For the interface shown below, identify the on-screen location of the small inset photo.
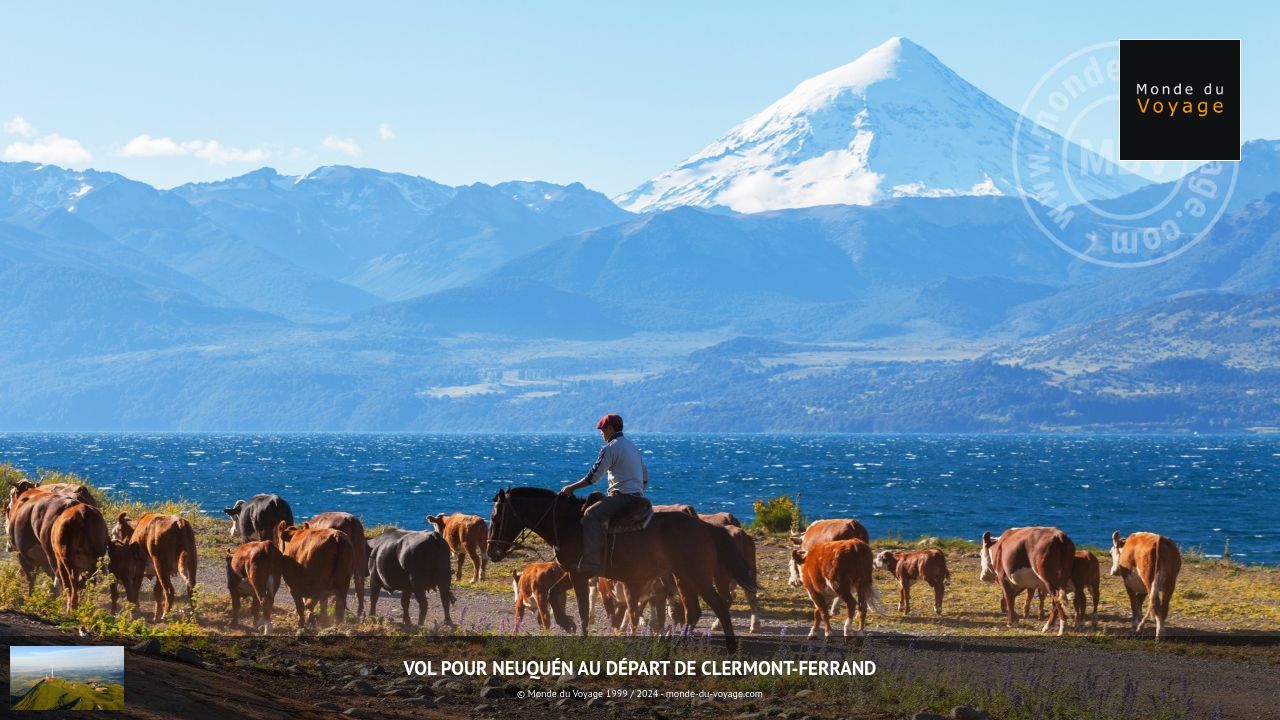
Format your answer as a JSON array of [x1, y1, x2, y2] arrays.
[[9, 646, 124, 711]]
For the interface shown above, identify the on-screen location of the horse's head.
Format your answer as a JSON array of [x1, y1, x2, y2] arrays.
[[486, 487, 522, 562]]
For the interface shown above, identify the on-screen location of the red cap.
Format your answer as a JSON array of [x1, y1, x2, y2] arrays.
[[595, 413, 623, 432]]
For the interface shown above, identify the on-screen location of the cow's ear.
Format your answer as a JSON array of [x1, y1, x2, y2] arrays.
[[789, 535, 803, 545], [1112, 530, 1123, 547], [982, 531, 994, 547], [222, 506, 238, 516], [117, 512, 129, 524], [301, 521, 310, 530]]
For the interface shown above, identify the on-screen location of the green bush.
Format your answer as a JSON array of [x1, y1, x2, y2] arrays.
[[750, 494, 802, 534]]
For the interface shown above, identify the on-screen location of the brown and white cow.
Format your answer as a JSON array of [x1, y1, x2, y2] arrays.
[[112, 513, 199, 621], [1110, 530, 1181, 640], [226, 540, 284, 634], [307, 511, 369, 618], [979, 526, 1075, 635], [49, 503, 109, 612], [789, 519, 869, 587], [791, 539, 882, 639], [873, 549, 950, 615], [512, 561, 576, 633], [651, 503, 698, 517], [427, 512, 487, 583], [1005, 550, 1101, 631], [276, 520, 353, 627]]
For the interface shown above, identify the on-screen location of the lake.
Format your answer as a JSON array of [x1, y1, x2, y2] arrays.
[[1, 433, 1275, 563]]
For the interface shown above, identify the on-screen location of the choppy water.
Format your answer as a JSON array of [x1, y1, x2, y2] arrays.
[[1, 433, 1275, 563]]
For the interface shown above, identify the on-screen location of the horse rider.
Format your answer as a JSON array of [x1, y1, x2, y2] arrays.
[[559, 413, 650, 575]]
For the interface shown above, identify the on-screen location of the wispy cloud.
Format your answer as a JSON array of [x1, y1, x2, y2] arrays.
[[3, 133, 92, 165], [4, 114, 34, 137], [378, 123, 395, 141], [117, 134, 270, 165], [322, 135, 361, 157]]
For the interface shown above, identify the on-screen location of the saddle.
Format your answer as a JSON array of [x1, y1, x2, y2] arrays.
[[583, 492, 654, 535]]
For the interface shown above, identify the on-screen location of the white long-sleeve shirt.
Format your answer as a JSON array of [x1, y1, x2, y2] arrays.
[[581, 433, 649, 495]]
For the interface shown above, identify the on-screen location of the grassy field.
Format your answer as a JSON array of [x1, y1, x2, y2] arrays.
[[3, 465, 1278, 719]]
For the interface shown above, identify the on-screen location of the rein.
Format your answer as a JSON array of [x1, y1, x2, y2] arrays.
[[493, 491, 570, 564]]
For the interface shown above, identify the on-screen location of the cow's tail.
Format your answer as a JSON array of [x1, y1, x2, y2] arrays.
[[866, 583, 887, 616], [942, 564, 952, 587], [1144, 538, 1164, 629], [176, 518, 198, 597], [710, 524, 757, 594]]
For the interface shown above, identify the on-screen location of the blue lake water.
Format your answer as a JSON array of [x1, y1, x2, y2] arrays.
[[1, 433, 1276, 563]]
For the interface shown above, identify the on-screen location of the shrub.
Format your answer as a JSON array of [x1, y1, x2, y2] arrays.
[[750, 494, 802, 534]]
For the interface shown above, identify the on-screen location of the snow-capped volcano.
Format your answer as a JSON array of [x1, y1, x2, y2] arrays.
[[616, 37, 1147, 213]]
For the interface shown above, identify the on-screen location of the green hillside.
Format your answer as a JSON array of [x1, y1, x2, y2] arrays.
[[10, 677, 124, 711]]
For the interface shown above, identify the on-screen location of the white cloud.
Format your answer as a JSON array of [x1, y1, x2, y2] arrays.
[[3, 133, 92, 166], [4, 114, 34, 137], [378, 123, 395, 141], [322, 135, 362, 157], [117, 134, 270, 165]]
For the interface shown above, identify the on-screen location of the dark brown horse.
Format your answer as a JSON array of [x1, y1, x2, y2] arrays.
[[485, 487, 756, 652]]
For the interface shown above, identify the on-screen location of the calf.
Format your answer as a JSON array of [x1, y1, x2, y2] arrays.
[[367, 527, 454, 626], [979, 526, 1075, 635], [277, 521, 353, 627], [1110, 530, 1182, 640], [874, 549, 950, 615], [591, 576, 671, 634], [789, 518, 869, 587], [107, 540, 146, 613], [308, 511, 369, 618], [49, 503, 109, 612], [112, 513, 198, 621], [224, 494, 293, 541], [427, 512, 487, 583], [226, 540, 283, 634], [792, 539, 881, 639], [512, 562, 576, 633]]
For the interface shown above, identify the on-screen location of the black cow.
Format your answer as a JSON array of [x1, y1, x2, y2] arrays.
[[223, 494, 293, 542], [367, 528, 454, 626]]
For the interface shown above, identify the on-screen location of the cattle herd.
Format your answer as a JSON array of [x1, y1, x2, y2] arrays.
[[2, 480, 1185, 643]]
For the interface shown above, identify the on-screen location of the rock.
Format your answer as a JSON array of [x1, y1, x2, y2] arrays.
[[556, 698, 572, 707], [587, 697, 605, 708], [360, 664, 388, 676], [382, 688, 413, 698], [557, 672, 579, 685], [475, 704, 494, 712], [407, 696, 438, 709], [343, 680, 377, 696], [483, 675, 505, 688], [315, 702, 342, 712], [433, 678, 453, 690], [131, 638, 161, 655], [479, 686, 507, 699], [735, 713, 765, 719], [173, 647, 203, 667], [342, 710, 377, 719], [234, 659, 255, 668], [913, 714, 948, 720], [794, 690, 815, 698], [950, 708, 991, 720], [918, 537, 941, 547]]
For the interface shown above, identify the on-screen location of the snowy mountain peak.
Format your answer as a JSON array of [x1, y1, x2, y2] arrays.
[[616, 37, 1147, 214]]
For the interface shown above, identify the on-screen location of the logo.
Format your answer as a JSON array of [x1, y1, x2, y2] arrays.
[[1012, 41, 1239, 268]]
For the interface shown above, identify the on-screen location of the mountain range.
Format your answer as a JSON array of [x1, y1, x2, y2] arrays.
[[1, 37, 1278, 431]]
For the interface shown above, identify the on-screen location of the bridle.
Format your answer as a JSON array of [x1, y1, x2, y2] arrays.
[[489, 489, 567, 563]]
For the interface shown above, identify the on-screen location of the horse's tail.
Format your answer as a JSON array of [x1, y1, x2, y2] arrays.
[[710, 525, 757, 594]]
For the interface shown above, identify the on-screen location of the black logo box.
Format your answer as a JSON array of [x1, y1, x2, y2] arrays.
[[1120, 39, 1240, 161]]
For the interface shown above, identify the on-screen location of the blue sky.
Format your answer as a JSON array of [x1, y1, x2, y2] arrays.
[[2, 1, 1275, 193], [9, 646, 123, 671]]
